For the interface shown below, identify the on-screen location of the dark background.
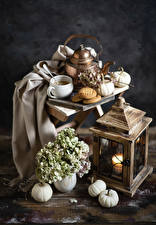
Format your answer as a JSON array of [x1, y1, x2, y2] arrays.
[[0, 0, 156, 130]]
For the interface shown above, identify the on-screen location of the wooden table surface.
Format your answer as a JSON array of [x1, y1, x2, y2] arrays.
[[0, 128, 156, 225]]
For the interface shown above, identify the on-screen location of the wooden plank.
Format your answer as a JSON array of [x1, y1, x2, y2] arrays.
[[47, 94, 115, 111], [47, 103, 79, 121], [129, 166, 153, 197], [46, 86, 129, 111], [122, 141, 131, 187], [113, 85, 129, 95], [145, 127, 149, 167], [56, 121, 77, 133], [94, 105, 104, 117], [129, 141, 135, 186]]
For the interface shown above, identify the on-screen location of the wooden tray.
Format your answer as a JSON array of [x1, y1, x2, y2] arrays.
[[46, 86, 129, 111]]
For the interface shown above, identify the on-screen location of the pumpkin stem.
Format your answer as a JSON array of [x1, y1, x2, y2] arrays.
[[91, 176, 94, 184], [40, 182, 44, 186], [118, 67, 124, 77], [107, 189, 111, 196], [118, 67, 124, 72], [109, 72, 116, 84]]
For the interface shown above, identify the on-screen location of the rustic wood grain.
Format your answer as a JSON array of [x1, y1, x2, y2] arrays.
[[46, 104, 79, 122], [90, 115, 153, 196], [96, 97, 147, 135], [46, 86, 129, 111], [90, 117, 152, 142], [0, 129, 155, 224]]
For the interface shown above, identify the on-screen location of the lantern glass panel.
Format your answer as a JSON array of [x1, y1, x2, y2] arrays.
[[133, 131, 146, 178], [99, 138, 124, 181], [133, 130, 146, 178]]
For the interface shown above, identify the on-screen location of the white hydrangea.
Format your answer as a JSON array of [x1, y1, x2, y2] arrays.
[[35, 128, 91, 184]]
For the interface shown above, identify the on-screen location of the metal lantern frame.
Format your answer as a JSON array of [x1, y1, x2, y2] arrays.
[[90, 97, 153, 197]]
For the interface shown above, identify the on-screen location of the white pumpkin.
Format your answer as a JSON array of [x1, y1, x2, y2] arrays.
[[88, 180, 106, 197], [111, 67, 131, 87], [54, 173, 77, 193], [31, 183, 53, 202], [97, 80, 114, 97], [98, 189, 119, 207]]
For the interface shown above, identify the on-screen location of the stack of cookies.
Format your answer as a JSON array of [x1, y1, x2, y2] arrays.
[[72, 87, 101, 104]]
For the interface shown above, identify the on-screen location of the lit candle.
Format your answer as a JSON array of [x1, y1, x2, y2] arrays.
[[112, 153, 123, 175]]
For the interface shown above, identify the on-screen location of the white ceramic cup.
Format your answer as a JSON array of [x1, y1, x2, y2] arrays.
[[47, 75, 73, 99]]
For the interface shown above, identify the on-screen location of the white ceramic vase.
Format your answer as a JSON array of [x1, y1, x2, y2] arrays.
[[54, 173, 77, 193]]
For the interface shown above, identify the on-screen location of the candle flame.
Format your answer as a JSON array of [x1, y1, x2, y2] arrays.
[[112, 153, 123, 165], [112, 153, 123, 175]]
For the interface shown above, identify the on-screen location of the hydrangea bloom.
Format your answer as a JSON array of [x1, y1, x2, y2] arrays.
[[36, 128, 91, 183], [78, 69, 104, 88]]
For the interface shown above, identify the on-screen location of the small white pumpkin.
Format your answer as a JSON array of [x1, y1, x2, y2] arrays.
[[111, 67, 131, 87], [54, 173, 77, 193], [31, 183, 53, 202], [88, 180, 106, 197], [97, 80, 115, 97], [98, 189, 119, 207]]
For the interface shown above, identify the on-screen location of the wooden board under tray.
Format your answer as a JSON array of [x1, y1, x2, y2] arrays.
[[46, 86, 129, 111]]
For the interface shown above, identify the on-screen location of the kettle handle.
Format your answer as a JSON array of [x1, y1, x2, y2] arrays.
[[64, 34, 103, 60]]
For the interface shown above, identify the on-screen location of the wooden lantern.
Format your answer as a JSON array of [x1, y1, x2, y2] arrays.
[[90, 97, 153, 197]]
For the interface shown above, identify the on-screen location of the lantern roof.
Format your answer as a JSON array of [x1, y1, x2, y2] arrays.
[[96, 97, 146, 135]]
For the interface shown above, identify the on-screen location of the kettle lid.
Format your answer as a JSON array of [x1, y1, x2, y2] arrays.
[[70, 44, 94, 65]]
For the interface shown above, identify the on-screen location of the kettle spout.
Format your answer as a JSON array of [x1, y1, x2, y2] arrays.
[[101, 61, 115, 75]]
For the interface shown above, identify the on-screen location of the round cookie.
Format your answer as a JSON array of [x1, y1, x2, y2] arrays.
[[78, 87, 97, 100], [72, 93, 83, 102], [83, 95, 101, 104]]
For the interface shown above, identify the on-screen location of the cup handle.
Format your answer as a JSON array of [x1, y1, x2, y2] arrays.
[[47, 86, 57, 98]]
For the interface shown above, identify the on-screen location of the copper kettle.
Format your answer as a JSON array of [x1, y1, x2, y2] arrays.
[[64, 34, 113, 80]]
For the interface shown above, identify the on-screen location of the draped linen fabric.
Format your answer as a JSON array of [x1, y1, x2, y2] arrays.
[[11, 44, 97, 187], [12, 72, 57, 179], [11, 45, 74, 184]]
